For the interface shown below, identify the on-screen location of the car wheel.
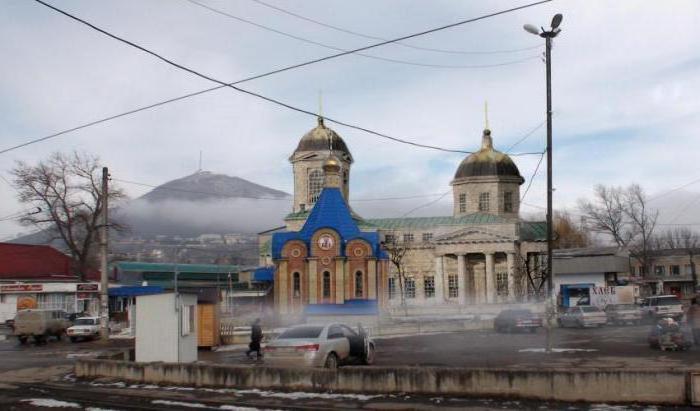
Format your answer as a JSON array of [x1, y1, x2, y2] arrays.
[[70, 337, 78, 343], [18, 336, 28, 345], [529, 327, 537, 334], [577, 320, 585, 329], [324, 353, 339, 369], [363, 344, 375, 365], [55, 332, 62, 341]]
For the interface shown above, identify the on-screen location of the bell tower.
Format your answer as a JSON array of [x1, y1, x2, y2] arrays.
[[290, 117, 353, 214]]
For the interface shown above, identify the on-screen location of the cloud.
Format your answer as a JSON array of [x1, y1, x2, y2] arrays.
[[1, 0, 700, 238]]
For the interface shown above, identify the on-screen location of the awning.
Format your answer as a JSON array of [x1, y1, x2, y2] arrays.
[[108, 286, 163, 297], [253, 267, 274, 282]]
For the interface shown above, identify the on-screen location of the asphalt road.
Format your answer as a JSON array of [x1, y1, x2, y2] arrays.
[[206, 324, 700, 370]]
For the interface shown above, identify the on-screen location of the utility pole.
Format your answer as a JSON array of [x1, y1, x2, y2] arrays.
[[524, 14, 562, 354], [99, 167, 110, 341]]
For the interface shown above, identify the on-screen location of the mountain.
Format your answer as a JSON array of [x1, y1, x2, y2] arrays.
[[139, 171, 289, 202]]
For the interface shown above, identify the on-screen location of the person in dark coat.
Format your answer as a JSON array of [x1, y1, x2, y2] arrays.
[[246, 318, 263, 359]]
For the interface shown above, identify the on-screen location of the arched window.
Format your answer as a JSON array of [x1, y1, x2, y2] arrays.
[[322, 271, 331, 299], [308, 170, 323, 203], [355, 271, 363, 298], [292, 272, 301, 298]]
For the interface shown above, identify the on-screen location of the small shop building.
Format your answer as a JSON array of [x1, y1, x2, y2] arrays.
[[0, 243, 101, 322]]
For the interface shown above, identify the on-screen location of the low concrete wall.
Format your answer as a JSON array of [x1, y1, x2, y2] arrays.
[[76, 360, 695, 405]]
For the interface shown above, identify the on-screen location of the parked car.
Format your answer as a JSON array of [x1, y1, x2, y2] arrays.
[[67, 317, 100, 342], [605, 304, 642, 325], [13, 309, 71, 344], [264, 323, 375, 369], [639, 295, 683, 322], [557, 306, 607, 328], [494, 309, 542, 333]]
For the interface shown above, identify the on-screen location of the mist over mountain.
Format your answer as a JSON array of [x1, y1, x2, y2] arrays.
[[139, 171, 288, 203], [120, 171, 291, 236]]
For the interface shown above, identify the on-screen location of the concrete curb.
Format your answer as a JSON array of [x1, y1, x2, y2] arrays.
[[75, 360, 700, 405]]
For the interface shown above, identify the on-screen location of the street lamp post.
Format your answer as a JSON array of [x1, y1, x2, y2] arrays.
[[524, 14, 562, 353]]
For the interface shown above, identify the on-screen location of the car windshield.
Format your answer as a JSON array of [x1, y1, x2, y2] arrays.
[[512, 310, 533, 316], [278, 326, 324, 339], [656, 297, 681, 306], [74, 318, 96, 325], [581, 306, 601, 313]]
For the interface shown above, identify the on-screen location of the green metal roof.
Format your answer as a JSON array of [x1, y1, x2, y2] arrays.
[[285, 210, 310, 220], [520, 221, 547, 241], [113, 261, 240, 274], [363, 213, 507, 230]]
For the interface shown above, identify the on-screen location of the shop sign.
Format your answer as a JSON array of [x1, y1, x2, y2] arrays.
[[0, 284, 43, 293], [77, 283, 99, 292]]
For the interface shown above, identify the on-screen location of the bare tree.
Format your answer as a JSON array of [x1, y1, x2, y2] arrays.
[[514, 253, 547, 301], [553, 211, 591, 249], [578, 184, 658, 274], [381, 233, 409, 312], [11, 152, 126, 280], [651, 227, 700, 286]]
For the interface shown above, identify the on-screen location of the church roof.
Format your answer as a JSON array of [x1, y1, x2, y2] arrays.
[[519, 221, 547, 242], [272, 187, 384, 259], [292, 117, 353, 162], [362, 213, 507, 230], [453, 129, 524, 182]]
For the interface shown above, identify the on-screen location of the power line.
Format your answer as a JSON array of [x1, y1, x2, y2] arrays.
[[249, 0, 544, 56], [505, 120, 546, 153], [647, 177, 700, 202], [400, 191, 451, 218], [519, 149, 546, 202], [185, 0, 541, 69], [6, 0, 551, 156]]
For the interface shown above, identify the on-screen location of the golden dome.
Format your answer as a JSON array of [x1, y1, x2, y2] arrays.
[[323, 154, 341, 173]]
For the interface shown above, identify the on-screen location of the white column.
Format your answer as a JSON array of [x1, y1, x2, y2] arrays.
[[434, 256, 444, 302], [507, 253, 516, 302], [457, 254, 467, 305], [485, 252, 495, 304]]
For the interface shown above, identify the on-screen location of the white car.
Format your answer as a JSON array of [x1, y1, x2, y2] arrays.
[[67, 317, 100, 342], [639, 295, 684, 322], [264, 323, 375, 369]]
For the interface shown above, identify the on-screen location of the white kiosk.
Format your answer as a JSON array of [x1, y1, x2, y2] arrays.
[[135, 292, 197, 363]]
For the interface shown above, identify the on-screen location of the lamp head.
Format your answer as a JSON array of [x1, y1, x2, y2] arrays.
[[523, 24, 541, 35], [551, 13, 563, 29]]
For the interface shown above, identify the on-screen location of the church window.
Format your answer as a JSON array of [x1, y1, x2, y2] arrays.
[[654, 265, 666, 276], [292, 272, 301, 298], [424, 276, 435, 298], [384, 234, 395, 244], [496, 272, 508, 296], [343, 170, 348, 185], [422, 232, 433, 242], [459, 193, 466, 213], [448, 275, 458, 298], [504, 192, 514, 213], [478, 192, 490, 212], [308, 169, 323, 203], [403, 233, 414, 243], [388, 277, 396, 299], [405, 278, 416, 299], [354, 271, 363, 298], [670, 265, 680, 276], [322, 271, 331, 298]]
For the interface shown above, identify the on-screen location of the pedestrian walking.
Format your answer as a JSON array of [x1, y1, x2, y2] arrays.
[[246, 318, 263, 359], [687, 298, 700, 345]]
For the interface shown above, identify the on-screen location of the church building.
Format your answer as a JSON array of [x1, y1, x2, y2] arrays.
[[265, 115, 547, 318]]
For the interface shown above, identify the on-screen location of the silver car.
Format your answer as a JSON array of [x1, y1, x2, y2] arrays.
[[264, 323, 375, 369], [558, 306, 607, 328]]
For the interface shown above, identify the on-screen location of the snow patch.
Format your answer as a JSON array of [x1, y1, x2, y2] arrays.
[[231, 388, 382, 401], [20, 398, 81, 408], [518, 348, 599, 353], [85, 408, 121, 411], [66, 352, 99, 359], [152, 399, 208, 408]]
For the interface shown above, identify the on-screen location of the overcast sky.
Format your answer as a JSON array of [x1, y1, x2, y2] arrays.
[[1, 0, 699, 238]]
